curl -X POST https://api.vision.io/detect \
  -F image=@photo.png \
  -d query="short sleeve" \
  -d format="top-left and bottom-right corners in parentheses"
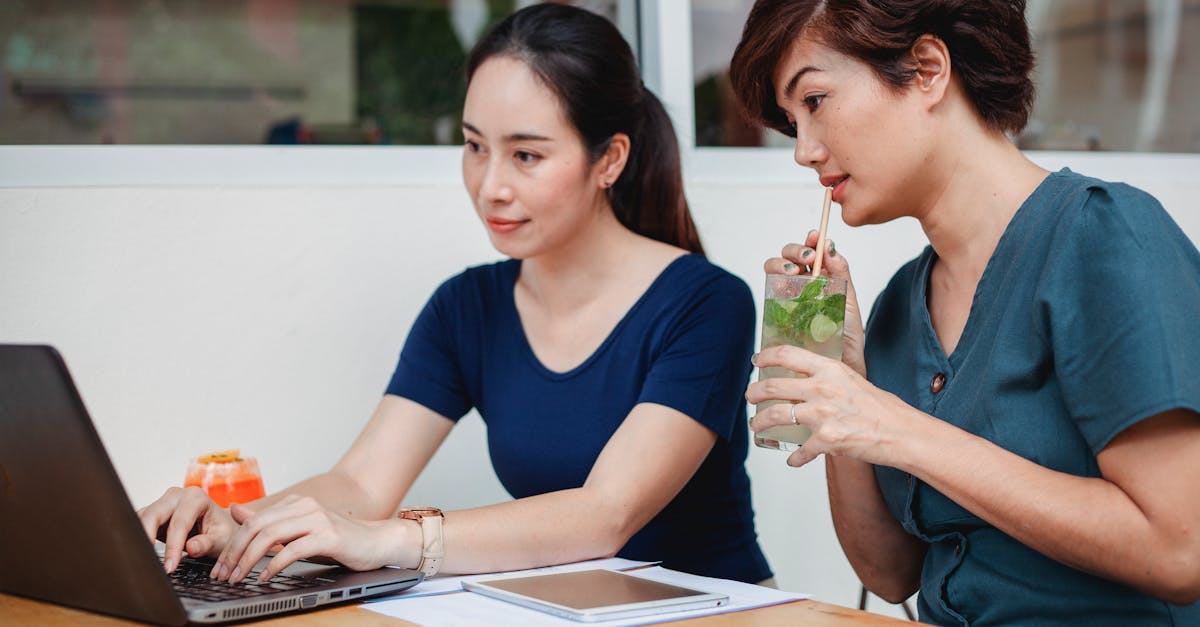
top-left (385, 278), bottom-right (473, 422)
top-left (1044, 183), bottom-right (1200, 453)
top-left (636, 272), bottom-right (756, 442)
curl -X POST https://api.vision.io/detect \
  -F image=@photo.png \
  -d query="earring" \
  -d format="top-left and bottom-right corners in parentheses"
top-left (603, 180), bottom-right (612, 188)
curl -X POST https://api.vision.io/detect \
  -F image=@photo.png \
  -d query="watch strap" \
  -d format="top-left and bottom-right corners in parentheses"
top-left (414, 513), bottom-right (444, 577)
top-left (398, 507), bottom-right (445, 577)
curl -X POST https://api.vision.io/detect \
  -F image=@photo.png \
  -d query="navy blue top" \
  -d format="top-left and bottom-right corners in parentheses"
top-left (387, 254), bottom-right (772, 583)
top-left (865, 169), bottom-right (1200, 625)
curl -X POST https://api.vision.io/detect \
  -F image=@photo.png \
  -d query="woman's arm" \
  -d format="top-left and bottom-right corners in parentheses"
top-left (260, 394), bottom-right (455, 519)
top-left (763, 235), bottom-right (925, 601)
top-left (751, 348), bottom-right (1200, 605)
top-left (435, 402), bottom-right (716, 573)
top-left (142, 394), bottom-right (452, 572)
top-left (902, 407), bottom-right (1200, 605)
top-left (216, 400), bottom-right (717, 581)
top-left (826, 456), bottom-right (926, 602)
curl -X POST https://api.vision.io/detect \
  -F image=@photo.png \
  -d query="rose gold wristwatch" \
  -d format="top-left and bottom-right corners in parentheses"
top-left (397, 507), bottom-right (444, 577)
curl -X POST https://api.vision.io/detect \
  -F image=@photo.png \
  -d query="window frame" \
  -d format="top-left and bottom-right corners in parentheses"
top-left (2, 0), bottom-right (1198, 189)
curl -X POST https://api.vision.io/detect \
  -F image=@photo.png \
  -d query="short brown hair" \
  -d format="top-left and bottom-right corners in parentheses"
top-left (729, 0), bottom-right (1035, 137)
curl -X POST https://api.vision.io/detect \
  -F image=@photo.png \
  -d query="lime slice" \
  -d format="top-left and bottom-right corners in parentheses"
top-left (779, 299), bottom-right (800, 313)
top-left (809, 313), bottom-right (839, 343)
top-left (198, 448), bottom-right (241, 464)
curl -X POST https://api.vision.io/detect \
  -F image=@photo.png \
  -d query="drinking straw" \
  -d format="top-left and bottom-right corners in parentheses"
top-left (811, 186), bottom-right (833, 277)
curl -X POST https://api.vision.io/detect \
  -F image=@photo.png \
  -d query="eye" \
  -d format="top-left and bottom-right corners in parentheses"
top-left (515, 150), bottom-right (541, 164)
top-left (803, 94), bottom-right (825, 113)
top-left (464, 139), bottom-right (483, 154)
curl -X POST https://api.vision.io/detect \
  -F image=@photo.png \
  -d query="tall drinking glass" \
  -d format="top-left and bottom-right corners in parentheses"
top-left (755, 274), bottom-right (847, 451)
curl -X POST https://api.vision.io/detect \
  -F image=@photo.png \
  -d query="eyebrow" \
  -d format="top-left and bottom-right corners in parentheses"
top-left (461, 121), bottom-right (552, 142)
top-left (782, 65), bottom-right (822, 101)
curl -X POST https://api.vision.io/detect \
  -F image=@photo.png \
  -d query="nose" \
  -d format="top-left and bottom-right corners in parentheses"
top-left (792, 127), bottom-right (828, 169)
top-left (477, 156), bottom-right (514, 205)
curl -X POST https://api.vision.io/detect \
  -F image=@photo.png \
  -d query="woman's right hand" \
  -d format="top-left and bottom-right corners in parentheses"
top-left (763, 230), bottom-right (867, 377)
top-left (137, 486), bottom-right (238, 573)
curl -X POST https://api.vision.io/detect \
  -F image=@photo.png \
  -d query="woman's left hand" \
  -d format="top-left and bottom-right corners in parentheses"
top-left (746, 345), bottom-right (917, 468)
top-left (211, 495), bottom-right (409, 583)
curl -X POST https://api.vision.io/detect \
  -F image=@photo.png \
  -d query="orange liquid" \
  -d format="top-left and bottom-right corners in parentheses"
top-left (184, 459), bottom-right (265, 508)
top-left (195, 477), bottom-right (265, 508)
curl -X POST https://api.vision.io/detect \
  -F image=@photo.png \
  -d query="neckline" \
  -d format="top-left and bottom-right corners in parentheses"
top-left (916, 168), bottom-right (1069, 369)
top-left (506, 253), bottom-right (696, 380)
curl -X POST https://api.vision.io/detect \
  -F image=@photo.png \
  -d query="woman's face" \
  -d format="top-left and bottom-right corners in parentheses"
top-left (461, 56), bottom-right (605, 260)
top-left (773, 35), bottom-right (932, 226)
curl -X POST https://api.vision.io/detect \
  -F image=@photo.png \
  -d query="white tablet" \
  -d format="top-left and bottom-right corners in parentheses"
top-left (462, 569), bottom-right (729, 622)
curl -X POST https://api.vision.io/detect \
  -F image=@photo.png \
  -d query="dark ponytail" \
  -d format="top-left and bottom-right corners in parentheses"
top-left (465, 4), bottom-right (704, 254)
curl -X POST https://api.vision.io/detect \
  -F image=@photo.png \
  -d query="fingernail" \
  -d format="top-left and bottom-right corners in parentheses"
top-left (828, 241), bottom-right (837, 257)
top-left (801, 249), bottom-right (813, 259)
top-left (783, 262), bottom-right (797, 272)
top-left (165, 558), bottom-right (176, 573)
top-left (751, 352), bottom-right (759, 363)
top-left (230, 567), bottom-right (242, 583)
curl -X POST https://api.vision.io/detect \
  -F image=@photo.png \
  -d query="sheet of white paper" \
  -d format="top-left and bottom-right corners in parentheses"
top-left (369, 557), bottom-right (656, 599)
top-left (363, 566), bottom-right (809, 626)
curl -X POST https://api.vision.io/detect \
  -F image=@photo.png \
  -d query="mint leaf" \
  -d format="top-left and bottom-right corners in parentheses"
top-left (764, 299), bottom-right (791, 329)
top-left (821, 293), bottom-right (846, 323)
top-left (797, 275), bottom-right (827, 302)
top-left (765, 277), bottom-right (845, 345)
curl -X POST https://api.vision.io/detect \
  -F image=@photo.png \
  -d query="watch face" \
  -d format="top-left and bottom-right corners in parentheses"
top-left (400, 507), bottom-right (443, 519)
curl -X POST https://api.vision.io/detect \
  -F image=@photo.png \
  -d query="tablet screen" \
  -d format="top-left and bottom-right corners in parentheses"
top-left (463, 569), bottom-right (728, 621)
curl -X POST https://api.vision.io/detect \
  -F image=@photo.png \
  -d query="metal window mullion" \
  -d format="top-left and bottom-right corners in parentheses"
top-left (638, 0), bottom-right (696, 154)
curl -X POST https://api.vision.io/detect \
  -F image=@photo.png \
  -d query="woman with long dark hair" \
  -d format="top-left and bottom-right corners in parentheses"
top-left (138, 4), bottom-right (772, 585)
top-left (732, 0), bottom-right (1200, 623)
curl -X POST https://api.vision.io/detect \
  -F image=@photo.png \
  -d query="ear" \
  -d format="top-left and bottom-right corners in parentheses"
top-left (595, 132), bottom-right (630, 190)
top-left (910, 34), bottom-right (952, 105)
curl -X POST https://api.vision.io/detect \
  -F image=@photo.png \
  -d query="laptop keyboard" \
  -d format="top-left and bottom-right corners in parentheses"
top-left (167, 556), bottom-right (324, 602)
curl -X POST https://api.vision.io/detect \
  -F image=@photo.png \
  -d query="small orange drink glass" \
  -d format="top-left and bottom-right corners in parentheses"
top-left (183, 449), bottom-right (266, 508)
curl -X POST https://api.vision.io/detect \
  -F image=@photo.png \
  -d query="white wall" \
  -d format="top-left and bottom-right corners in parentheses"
top-left (2, 149), bottom-right (1198, 619)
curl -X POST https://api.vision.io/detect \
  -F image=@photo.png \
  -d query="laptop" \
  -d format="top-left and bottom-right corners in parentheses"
top-left (0, 344), bottom-right (423, 625)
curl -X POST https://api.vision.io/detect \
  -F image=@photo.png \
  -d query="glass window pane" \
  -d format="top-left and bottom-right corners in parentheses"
top-left (0, 0), bottom-right (624, 145)
top-left (691, 0), bottom-right (1200, 153)
top-left (1020, 0), bottom-right (1200, 152)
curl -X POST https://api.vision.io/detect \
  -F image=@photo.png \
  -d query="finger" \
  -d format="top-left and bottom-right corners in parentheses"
top-left (214, 519), bottom-right (254, 580)
top-left (752, 344), bottom-right (823, 377)
top-left (185, 533), bottom-right (216, 558)
top-left (816, 238), bottom-right (852, 282)
top-left (229, 502), bottom-right (255, 525)
top-left (216, 498), bottom-right (307, 580)
top-left (257, 536), bottom-right (323, 583)
top-left (137, 489), bottom-right (180, 545)
top-left (763, 257), bottom-right (803, 275)
top-left (792, 230), bottom-right (818, 249)
top-left (779, 242), bottom-right (817, 266)
top-left (162, 491), bottom-right (211, 573)
top-left (230, 517), bottom-right (312, 584)
top-left (748, 401), bottom-right (804, 432)
top-left (786, 446), bottom-right (820, 467)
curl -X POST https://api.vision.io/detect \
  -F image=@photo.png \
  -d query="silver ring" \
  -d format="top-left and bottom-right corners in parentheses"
top-left (790, 402), bottom-right (798, 425)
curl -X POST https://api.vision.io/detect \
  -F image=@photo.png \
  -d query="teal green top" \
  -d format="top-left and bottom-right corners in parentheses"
top-left (865, 169), bottom-right (1200, 625)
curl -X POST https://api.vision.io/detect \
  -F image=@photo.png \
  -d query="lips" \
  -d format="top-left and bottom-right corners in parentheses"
top-left (819, 175), bottom-right (850, 203)
top-left (485, 216), bottom-right (528, 234)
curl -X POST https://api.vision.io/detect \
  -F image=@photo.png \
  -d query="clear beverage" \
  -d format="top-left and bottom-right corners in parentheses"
top-left (755, 275), bottom-right (846, 451)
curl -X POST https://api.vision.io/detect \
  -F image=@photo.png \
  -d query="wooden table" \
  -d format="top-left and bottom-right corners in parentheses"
top-left (2, 592), bottom-right (911, 625)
